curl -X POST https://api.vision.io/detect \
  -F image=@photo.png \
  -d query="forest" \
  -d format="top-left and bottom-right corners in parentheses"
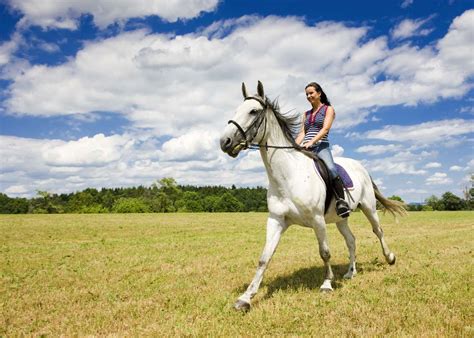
top-left (0, 177), bottom-right (472, 214)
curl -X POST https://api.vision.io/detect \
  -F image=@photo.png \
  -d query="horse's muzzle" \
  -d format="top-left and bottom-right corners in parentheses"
top-left (220, 136), bottom-right (240, 157)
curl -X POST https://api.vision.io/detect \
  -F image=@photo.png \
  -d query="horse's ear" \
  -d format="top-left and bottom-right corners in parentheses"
top-left (242, 82), bottom-right (248, 99)
top-left (257, 80), bottom-right (264, 98)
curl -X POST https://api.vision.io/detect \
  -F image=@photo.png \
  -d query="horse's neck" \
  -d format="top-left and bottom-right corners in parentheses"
top-left (259, 113), bottom-right (311, 188)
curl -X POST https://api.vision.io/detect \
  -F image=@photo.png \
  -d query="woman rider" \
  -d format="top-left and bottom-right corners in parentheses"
top-left (295, 82), bottom-right (351, 218)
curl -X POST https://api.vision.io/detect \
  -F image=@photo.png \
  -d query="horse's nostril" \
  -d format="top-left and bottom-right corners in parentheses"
top-left (220, 137), bottom-right (232, 151)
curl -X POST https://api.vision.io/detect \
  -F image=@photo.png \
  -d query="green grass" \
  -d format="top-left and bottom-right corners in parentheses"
top-left (1, 212), bottom-right (472, 336)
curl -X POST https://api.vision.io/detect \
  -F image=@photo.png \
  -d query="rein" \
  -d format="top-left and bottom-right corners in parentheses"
top-left (228, 96), bottom-right (302, 151)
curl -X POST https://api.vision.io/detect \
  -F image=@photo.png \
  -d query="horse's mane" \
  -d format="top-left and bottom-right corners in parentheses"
top-left (265, 96), bottom-right (318, 160)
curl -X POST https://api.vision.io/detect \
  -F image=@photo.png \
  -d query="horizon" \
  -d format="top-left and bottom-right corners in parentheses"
top-left (0, 0), bottom-right (473, 204)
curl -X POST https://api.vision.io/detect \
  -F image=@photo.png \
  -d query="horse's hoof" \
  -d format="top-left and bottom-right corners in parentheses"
top-left (234, 299), bottom-right (251, 312)
top-left (319, 279), bottom-right (333, 292)
top-left (320, 286), bottom-right (333, 293)
top-left (387, 253), bottom-right (396, 265)
top-left (343, 271), bottom-right (356, 279)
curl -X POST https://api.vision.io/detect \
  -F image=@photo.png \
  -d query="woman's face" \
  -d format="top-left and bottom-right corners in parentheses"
top-left (305, 86), bottom-right (321, 105)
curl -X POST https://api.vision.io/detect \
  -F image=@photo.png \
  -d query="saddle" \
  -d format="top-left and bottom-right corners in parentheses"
top-left (313, 158), bottom-right (353, 214)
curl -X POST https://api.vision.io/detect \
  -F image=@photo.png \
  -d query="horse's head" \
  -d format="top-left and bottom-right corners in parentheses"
top-left (220, 81), bottom-right (268, 157)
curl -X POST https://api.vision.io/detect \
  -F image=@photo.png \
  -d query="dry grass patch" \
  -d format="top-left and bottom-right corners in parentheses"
top-left (1, 212), bottom-right (472, 336)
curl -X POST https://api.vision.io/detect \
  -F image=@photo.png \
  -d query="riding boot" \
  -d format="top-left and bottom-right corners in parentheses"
top-left (333, 176), bottom-right (351, 218)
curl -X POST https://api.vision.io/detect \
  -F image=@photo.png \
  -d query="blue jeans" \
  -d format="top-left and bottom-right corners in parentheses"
top-left (312, 142), bottom-right (338, 179)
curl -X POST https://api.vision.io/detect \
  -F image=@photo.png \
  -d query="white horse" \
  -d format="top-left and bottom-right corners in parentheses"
top-left (220, 81), bottom-right (406, 311)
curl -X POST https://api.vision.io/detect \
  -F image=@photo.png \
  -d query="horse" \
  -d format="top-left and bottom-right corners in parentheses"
top-left (219, 81), bottom-right (406, 311)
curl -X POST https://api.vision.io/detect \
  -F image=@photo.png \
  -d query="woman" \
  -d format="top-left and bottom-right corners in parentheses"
top-left (295, 82), bottom-right (351, 218)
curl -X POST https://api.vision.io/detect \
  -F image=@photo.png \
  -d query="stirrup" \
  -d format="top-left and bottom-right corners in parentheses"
top-left (336, 199), bottom-right (351, 218)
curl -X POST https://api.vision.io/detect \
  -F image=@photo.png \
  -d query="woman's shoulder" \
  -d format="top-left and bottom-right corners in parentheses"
top-left (325, 105), bottom-right (335, 113)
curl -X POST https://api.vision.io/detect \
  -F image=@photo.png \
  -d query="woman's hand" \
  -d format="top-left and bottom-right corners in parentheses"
top-left (303, 141), bottom-right (314, 149)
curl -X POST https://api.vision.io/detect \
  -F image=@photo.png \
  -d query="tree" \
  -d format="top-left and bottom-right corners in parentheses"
top-left (0, 193), bottom-right (29, 214)
top-left (112, 198), bottom-right (151, 213)
top-left (203, 195), bottom-right (219, 212)
top-left (425, 195), bottom-right (444, 211)
top-left (177, 191), bottom-right (204, 212)
top-left (215, 192), bottom-right (244, 212)
top-left (388, 195), bottom-right (404, 203)
top-left (440, 192), bottom-right (465, 211)
top-left (31, 190), bottom-right (62, 213)
top-left (155, 178), bottom-right (182, 212)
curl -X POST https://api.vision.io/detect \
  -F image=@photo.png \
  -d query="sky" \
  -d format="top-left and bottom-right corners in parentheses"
top-left (0, 0), bottom-right (473, 203)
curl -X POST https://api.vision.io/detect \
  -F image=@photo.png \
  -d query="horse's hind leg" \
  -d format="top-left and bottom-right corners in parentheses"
top-left (360, 205), bottom-right (396, 265)
top-left (313, 215), bottom-right (334, 291)
top-left (234, 215), bottom-right (287, 311)
top-left (336, 219), bottom-right (357, 279)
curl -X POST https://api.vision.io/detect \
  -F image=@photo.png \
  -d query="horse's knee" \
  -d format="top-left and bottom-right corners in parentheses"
top-left (319, 248), bottom-right (331, 262)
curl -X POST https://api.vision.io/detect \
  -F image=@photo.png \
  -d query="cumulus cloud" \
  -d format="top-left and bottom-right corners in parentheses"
top-left (426, 172), bottom-right (452, 185)
top-left (0, 132), bottom-right (267, 197)
top-left (3, 10), bottom-right (473, 136)
top-left (331, 144), bottom-right (344, 157)
top-left (356, 144), bottom-right (403, 155)
top-left (43, 134), bottom-right (133, 167)
top-left (0, 32), bottom-right (22, 66)
top-left (159, 130), bottom-right (219, 161)
top-left (449, 165), bottom-right (464, 171)
top-left (361, 150), bottom-right (433, 175)
top-left (361, 119), bottom-right (474, 145)
top-left (2, 10), bottom-right (474, 198)
top-left (8, 0), bottom-right (220, 29)
top-left (424, 162), bottom-right (442, 169)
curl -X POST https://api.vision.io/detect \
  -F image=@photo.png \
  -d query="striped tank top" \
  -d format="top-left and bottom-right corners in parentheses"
top-left (303, 104), bottom-right (329, 144)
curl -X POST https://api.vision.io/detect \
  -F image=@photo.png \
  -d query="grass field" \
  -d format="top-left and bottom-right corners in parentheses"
top-left (1, 211), bottom-right (472, 336)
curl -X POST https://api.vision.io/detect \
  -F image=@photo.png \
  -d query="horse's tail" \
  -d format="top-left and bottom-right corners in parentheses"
top-left (371, 178), bottom-right (408, 218)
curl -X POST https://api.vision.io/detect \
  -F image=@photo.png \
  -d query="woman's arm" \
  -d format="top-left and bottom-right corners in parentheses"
top-left (303, 106), bottom-right (335, 148)
top-left (294, 112), bottom-right (307, 145)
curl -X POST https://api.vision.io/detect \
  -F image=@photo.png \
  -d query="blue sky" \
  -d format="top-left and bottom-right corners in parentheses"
top-left (0, 0), bottom-right (473, 202)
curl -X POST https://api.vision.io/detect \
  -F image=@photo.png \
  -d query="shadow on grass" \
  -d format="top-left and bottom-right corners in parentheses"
top-left (236, 259), bottom-right (389, 302)
top-left (235, 263), bottom-right (350, 300)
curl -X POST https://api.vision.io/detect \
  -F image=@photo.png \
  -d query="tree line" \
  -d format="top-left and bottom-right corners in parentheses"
top-left (0, 178), bottom-right (267, 214)
top-left (0, 177), bottom-right (472, 214)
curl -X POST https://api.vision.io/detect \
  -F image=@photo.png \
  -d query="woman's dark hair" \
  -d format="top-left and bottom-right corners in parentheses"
top-left (305, 82), bottom-right (331, 106)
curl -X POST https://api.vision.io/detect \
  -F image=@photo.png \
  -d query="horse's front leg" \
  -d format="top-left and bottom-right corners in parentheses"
top-left (234, 215), bottom-right (287, 311)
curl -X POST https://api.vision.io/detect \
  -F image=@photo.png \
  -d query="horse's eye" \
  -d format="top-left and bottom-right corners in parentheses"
top-left (249, 109), bottom-right (259, 115)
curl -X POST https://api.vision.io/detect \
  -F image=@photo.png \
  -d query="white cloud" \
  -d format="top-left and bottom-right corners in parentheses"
top-left (356, 144), bottom-right (402, 155)
top-left (401, 0), bottom-right (414, 8)
top-left (2, 10), bottom-right (474, 197)
top-left (235, 151), bottom-right (265, 172)
top-left (361, 150), bottom-right (434, 176)
top-left (42, 134), bottom-right (132, 167)
top-left (3, 11), bottom-right (473, 137)
top-left (362, 119), bottom-right (474, 145)
top-left (426, 172), bottom-right (452, 185)
top-left (449, 165), bottom-right (464, 171)
top-left (0, 133), bottom-right (267, 197)
top-left (424, 162), bottom-right (442, 169)
top-left (0, 32), bottom-right (22, 66)
top-left (391, 16), bottom-right (434, 40)
top-left (331, 144), bottom-right (344, 157)
top-left (8, 0), bottom-right (220, 29)
top-left (159, 129), bottom-right (219, 161)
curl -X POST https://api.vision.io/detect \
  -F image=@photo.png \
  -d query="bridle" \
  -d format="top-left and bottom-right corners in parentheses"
top-left (227, 96), bottom-right (299, 151)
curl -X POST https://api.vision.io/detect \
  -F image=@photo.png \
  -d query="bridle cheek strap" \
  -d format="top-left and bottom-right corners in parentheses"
top-left (228, 119), bottom-right (249, 148)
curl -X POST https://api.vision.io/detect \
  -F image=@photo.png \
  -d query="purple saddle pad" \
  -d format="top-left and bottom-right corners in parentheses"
top-left (336, 163), bottom-right (353, 189)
